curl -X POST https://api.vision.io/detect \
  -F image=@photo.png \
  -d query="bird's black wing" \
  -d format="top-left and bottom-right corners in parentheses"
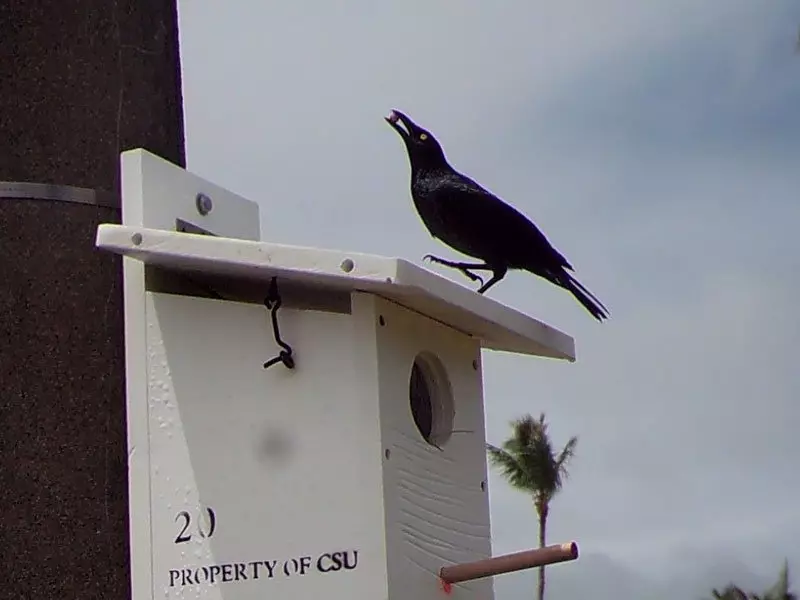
top-left (431, 171), bottom-right (573, 271)
top-left (447, 174), bottom-right (609, 318)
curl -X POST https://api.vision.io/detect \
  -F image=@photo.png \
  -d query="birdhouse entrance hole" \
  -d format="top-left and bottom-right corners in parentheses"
top-left (409, 352), bottom-right (454, 448)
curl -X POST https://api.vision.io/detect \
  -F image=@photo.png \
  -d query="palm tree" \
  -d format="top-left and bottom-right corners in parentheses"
top-left (765, 560), bottom-right (797, 600)
top-left (710, 561), bottom-right (796, 600)
top-left (754, 560), bottom-right (797, 600)
top-left (486, 413), bottom-right (578, 600)
top-left (711, 585), bottom-right (751, 600)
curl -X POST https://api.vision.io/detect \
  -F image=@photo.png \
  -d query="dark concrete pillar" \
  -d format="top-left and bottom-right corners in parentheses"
top-left (0, 1), bottom-right (185, 598)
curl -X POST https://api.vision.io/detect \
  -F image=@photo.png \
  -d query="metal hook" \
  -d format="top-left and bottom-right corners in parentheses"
top-left (263, 277), bottom-right (295, 370)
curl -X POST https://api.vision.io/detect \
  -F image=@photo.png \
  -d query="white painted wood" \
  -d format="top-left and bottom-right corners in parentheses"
top-left (143, 292), bottom-right (387, 599)
top-left (120, 148), bottom-right (261, 240)
top-left (136, 290), bottom-right (495, 600)
top-left (97, 223), bottom-right (576, 361)
top-left (351, 293), bottom-right (494, 600)
top-left (120, 149), bottom-right (262, 600)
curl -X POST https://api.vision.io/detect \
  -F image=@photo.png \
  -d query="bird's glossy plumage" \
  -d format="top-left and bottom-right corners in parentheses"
top-left (385, 109), bottom-right (609, 322)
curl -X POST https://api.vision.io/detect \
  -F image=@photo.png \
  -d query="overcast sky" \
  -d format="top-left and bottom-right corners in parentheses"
top-left (176, 2), bottom-right (800, 598)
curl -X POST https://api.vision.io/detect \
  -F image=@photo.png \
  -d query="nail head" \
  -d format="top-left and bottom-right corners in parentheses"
top-left (196, 193), bottom-right (213, 216)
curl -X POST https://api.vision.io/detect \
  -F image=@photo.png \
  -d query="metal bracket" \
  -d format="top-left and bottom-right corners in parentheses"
top-left (263, 277), bottom-right (295, 370)
top-left (0, 181), bottom-right (119, 209)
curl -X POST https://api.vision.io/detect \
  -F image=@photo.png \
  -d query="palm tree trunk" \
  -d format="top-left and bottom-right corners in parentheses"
top-left (537, 502), bottom-right (548, 600)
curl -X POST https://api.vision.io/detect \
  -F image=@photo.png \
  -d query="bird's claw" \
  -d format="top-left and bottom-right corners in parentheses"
top-left (462, 270), bottom-right (484, 286)
top-left (422, 254), bottom-right (484, 285)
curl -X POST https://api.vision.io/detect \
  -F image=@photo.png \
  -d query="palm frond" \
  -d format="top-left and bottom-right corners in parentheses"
top-left (555, 436), bottom-right (578, 483)
top-left (710, 586), bottom-right (751, 600)
top-left (764, 559), bottom-right (796, 600)
top-left (486, 413), bottom-right (578, 500)
top-left (486, 444), bottom-right (536, 492)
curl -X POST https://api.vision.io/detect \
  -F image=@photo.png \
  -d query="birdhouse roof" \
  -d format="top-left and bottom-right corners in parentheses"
top-left (96, 224), bottom-right (576, 361)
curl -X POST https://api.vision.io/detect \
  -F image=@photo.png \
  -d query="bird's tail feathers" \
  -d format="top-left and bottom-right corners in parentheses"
top-left (563, 273), bottom-right (609, 322)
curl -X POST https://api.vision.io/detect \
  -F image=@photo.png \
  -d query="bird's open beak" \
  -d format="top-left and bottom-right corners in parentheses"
top-left (384, 109), bottom-right (416, 141)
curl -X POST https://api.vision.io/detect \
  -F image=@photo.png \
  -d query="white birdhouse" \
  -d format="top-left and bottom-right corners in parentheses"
top-left (96, 149), bottom-right (577, 600)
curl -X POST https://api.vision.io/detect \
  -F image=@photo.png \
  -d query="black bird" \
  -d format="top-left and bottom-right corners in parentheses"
top-left (385, 109), bottom-right (609, 322)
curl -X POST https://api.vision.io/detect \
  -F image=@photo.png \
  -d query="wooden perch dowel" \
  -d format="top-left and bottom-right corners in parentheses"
top-left (439, 541), bottom-right (579, 584)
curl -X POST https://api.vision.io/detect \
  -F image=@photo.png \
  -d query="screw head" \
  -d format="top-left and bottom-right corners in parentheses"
top-left (196, 193), bottom-right (213, 216)
top-left (340, 258), bottom-right (355, 273)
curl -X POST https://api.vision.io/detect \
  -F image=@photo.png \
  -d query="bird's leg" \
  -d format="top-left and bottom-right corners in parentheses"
top-left (476, 266), bottom-right (508, 294)
top-left (422, 255), bottom-right (492, 285)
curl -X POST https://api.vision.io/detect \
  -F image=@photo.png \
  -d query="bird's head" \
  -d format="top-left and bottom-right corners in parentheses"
top-left (385, 109), bottom-right (447, 169)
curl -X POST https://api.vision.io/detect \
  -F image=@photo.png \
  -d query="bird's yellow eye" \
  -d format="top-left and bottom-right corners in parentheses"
top-left (419, 133), bottom-right (428, 141)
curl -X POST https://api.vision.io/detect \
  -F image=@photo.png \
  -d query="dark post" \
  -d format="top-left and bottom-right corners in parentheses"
top-left (0, 2), bottom-right (185, 598)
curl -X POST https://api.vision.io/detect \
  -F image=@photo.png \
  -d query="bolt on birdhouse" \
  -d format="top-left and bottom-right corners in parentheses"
top-left (96, 149), bottom-right (578, 600)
